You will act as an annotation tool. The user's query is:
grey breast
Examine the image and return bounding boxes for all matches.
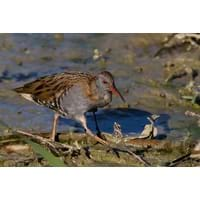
[59,85,93,117]
[59,84,112,118]
[96,92,112,108]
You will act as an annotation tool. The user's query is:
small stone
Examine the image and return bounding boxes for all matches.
[160,92,166,98]
[54,33,64,41]
[17,61,23,66]
[23,48,30,55]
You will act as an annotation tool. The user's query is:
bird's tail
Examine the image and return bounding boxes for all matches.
[13,87,24,93]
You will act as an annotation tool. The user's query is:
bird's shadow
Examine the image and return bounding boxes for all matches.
[59,108,170,137]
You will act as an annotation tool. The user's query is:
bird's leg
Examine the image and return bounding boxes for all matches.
[92,111,107,141]
[92,111,101,133]
[50,113,59,141]
[76,115,108,146]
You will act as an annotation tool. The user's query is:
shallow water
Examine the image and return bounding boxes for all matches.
[0,33,199,140]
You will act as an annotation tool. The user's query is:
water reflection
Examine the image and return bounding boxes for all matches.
[59,108,170,136]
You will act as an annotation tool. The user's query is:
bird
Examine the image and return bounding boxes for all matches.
[14,71,125,145]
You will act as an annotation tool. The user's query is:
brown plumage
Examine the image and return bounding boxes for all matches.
[15,72,95,104]
[14,71,125,145]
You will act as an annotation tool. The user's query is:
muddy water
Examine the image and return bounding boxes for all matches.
[0,34,199,140]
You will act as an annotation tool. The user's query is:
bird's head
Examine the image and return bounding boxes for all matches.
[97,71,126,103]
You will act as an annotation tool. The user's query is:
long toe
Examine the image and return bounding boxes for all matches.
[97,132,107,141]
[50,135,55,142]
[86,129,108,146]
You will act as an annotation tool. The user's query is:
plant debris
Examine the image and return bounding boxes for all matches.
[0,115,198,167]
[155,33,200,57]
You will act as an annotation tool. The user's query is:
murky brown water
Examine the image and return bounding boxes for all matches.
[0,33,199,140]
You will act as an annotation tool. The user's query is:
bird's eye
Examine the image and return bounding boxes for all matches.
[103,80,108,84]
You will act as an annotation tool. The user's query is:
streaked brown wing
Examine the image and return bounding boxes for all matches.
[14,72,95,102]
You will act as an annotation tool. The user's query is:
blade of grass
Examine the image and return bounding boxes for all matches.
[25,139,66,167]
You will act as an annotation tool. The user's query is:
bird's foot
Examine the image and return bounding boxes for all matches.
[49,132,57,142]
[85,129,109,146]
[50,136,55,142]
[96,132,107,141]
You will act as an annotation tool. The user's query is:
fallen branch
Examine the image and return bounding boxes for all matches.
[165,67,198,83]
[166,141,200,166]
[117,145,151,166]
[166,153,191,167]
[16,129,151,166]
[16,130,80,156]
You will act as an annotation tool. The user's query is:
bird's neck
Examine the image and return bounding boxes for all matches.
[98,89,112,107]
[102,90,112,103]
[95,80,112,105]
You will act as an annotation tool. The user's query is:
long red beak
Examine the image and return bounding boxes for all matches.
[110,85,126,103]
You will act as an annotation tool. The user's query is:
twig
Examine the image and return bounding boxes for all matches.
[16,130,80,156]
[122,146,151,166]
[166,153,191,167]
[16,129,150,166]
[110,143,151,166]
